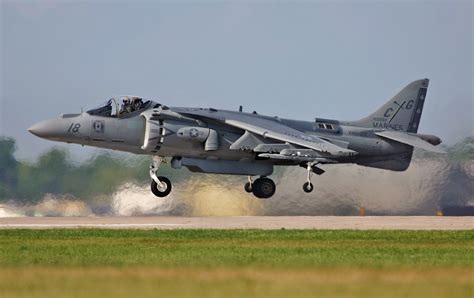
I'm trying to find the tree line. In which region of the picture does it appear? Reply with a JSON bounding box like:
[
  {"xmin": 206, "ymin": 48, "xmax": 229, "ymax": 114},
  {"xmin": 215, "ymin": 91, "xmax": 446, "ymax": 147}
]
[
  {"xmin": 0, "ymin": 137, "xmax": 179, "ymax": 203},
  {"xmin": 0, "ymin": 136, "xmax": 472, "ymax": 204}
]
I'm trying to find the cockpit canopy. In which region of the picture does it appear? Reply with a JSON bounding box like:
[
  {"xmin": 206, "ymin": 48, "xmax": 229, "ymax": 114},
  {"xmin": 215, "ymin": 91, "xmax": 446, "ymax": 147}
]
[{"xmin": 87, "ymin": 96, "xmax": 159, "ymax": 118}]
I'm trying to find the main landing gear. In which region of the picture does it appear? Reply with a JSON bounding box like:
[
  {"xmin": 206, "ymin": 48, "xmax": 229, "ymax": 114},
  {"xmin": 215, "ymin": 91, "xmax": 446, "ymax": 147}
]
[
  {"xmin": 150, "ymin": 156, "xmax": 172, "ymax": 197},
  {"xmin": 244, "ymin": 163, "xmax": 325, "ymax": 199},
  {"xmin": 244, "ymin": 176, "xmax": 276, "ymax": 199},
  {"xmin": 148, "ymin": 156, "xmax": 324, "ymax": 199}
]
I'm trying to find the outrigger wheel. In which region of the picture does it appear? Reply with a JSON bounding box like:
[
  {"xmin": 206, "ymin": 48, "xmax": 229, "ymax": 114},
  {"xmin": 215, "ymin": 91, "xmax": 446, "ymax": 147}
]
[
  {"xmin": 302, "ymin": 162, "xmax": 316, "ymax": 193},
  {"xmin": 151, "ymin": 176, "xmax": 172, "ymax": 197},
  {"xmin": 252, "ymin": 177, "xmax": 276, "ymax": 199},
  {"xmin": 303, "ymin": 182, "xmax": 314, "ymax": 193}
]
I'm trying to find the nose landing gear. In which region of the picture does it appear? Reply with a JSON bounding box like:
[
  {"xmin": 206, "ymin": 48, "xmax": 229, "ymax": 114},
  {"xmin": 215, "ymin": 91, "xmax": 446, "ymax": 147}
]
[
  {"xmin": 151, "ymin": 177, "xmax": 172, "ymax": 197},
  {"xmin": 150, "ymin": 156, "xmax": 172, "ymax": 197}
]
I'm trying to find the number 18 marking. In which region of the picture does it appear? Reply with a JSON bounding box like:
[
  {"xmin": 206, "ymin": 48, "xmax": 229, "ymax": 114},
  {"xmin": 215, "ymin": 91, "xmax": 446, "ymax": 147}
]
[{"xmin": 67, "ymin": 123, "xmax": 81, "ymax": 133}]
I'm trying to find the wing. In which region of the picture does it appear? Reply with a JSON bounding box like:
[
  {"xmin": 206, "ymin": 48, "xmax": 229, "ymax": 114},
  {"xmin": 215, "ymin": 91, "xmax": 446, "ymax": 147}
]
[
  {"xmin": 174, "ymin": 108, "xmax": 357, "ymax": 157},
  {"xmin": 375, "ymin": 131, "xmax": 446, "ymax": 153},
  {"xmin": 225, "ymin": 119, "xmax": 356, "ymax": 156}
]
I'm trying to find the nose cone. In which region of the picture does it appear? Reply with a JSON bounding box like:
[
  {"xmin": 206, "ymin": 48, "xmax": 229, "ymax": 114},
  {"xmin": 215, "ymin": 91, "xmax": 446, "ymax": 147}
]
[
  {"xmin": 28, "ymin": 119, "xmax": 64, "ymax": 140},
  {"xmin": 28, "ymin": 122, "xmax": 43, "ymax": 137}
]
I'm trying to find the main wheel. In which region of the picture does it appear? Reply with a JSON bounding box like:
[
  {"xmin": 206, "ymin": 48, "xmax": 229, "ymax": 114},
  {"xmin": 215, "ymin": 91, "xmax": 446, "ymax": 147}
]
[
  {"xmin": 252, "ymin": 177, "xmax": 276, "ymax": 199},
  {"xmin": 244, "ymin": 182, "xmax": 253, "ymax": 193},
  {"xmin": 303, "ymin": 182, "xmax": 313, "ymax": 193},
  {"xmin": 151, "ymin": 176, "xmax": 172, "ymax": 197}
]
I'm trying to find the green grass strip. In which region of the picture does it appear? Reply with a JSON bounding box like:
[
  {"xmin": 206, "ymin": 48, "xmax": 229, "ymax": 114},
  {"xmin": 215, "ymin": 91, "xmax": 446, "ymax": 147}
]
[{"xmin": 0, "ymin": 229, "xmax": 472, "ymax": 268}]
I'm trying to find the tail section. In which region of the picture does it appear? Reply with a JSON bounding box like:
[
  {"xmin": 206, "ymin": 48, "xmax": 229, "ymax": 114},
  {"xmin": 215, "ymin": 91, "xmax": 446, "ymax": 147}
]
[{"xmin": 351, "ymin": 79, "xmax": 429, "ymax": 132}]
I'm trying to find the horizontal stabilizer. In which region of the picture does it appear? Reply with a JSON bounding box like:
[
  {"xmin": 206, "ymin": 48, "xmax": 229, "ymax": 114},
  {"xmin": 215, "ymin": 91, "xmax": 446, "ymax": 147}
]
[{"xmin": 375, "ymin": 131, "xmax": 446, "ymax": 153}]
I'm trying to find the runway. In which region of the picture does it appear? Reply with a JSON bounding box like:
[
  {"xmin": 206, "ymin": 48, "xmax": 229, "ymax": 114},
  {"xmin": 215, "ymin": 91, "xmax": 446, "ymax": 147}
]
[{"xmin": 0, "ymin": 216, "xmax": 473, "ymax": 230}]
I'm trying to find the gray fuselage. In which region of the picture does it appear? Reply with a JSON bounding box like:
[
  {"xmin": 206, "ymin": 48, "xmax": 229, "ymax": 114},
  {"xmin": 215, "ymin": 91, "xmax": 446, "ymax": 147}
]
[{"xmin": 29, "ymin": 105, "xmax": 412, "ymax": 174}]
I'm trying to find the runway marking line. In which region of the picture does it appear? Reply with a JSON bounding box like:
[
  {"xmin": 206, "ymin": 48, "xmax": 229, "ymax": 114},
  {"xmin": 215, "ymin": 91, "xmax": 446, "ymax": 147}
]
[{"xmin": 2, "ymin": 223, "xmax": 187, "ymax": 228}]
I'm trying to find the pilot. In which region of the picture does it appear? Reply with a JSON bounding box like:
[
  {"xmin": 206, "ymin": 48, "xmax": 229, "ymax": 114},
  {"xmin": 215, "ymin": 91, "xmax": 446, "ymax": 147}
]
[
  {"xmin": 132, "ymin": 97, "xmax": 143, "ymax": 111},
  {"xmin": 120, "ymin": 97, "xmax": 133, "ymax": 115}
]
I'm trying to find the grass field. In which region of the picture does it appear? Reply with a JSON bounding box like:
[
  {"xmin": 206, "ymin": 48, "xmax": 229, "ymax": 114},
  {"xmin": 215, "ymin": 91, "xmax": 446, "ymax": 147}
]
[{"xmin": 0, "ymin": 229, "xmax": 472, "ymax": 297}]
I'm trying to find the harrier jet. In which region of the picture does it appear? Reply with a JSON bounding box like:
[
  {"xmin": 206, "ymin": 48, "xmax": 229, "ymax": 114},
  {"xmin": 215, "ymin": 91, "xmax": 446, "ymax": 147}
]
[{"xmin": 28, "ymin": 79, "xmax": 444, "ymax": 199}]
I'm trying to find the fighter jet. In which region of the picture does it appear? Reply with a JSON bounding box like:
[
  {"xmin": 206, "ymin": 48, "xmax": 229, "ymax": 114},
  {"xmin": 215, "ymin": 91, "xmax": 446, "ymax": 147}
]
[{"xmin": 28, "ymin": 79, "xmax": 444, "ymax": 199}]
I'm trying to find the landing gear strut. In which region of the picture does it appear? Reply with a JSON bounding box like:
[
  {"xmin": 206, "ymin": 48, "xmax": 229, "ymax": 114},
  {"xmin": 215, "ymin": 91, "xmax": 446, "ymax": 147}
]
[
  {"xmin": 299, "ymin": 162, "xmax": 325, "ymax": 193},
  {"xmin": 244, "ymin": 176, "xmax": 253, "ymax": 193},
  {"xmin": 247, "ymin": 176, "xmax": 276, "ymax": 199},
  {"xmin": 150, "ymin": 156, "xmax": 172, "ymax": 197},
  {"xmin": 303, "ymin": 162, "xmax": 314, "ymax": 193}
]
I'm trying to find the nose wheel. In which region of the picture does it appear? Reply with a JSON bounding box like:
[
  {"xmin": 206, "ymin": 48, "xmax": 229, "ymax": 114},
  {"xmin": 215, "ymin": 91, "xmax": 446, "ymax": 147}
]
[
  {"xmin": 151, "ymin": 176, "xmax": 172, "ymax": 197},
  {"xmin": 149, "ymin": 156, "xmax": 172, "ymax": 198}
]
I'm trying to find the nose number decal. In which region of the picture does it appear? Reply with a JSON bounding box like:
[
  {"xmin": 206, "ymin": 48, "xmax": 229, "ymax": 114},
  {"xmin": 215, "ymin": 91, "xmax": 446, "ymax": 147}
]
[{"xmin": 67, "ymin": 123, "xmax": 81, "ymax": 133}]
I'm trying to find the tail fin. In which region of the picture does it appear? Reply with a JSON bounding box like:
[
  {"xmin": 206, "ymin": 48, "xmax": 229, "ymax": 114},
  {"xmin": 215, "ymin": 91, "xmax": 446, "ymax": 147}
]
[{"xmin": 350, "ymin": 79, "xmax": 429, "ymax": 133}]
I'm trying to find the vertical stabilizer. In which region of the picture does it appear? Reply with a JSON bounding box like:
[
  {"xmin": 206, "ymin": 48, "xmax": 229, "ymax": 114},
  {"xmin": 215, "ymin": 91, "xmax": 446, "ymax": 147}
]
[{"xmin": 350, "ymin": 79, "xmax": 429, "ymax": 132}]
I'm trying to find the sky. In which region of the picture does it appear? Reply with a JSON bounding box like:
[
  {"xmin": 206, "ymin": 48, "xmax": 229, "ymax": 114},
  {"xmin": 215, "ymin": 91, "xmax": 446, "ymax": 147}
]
[{"xmin": 1, "ymin": 0, "xmax": 472, "ymax": 160}]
